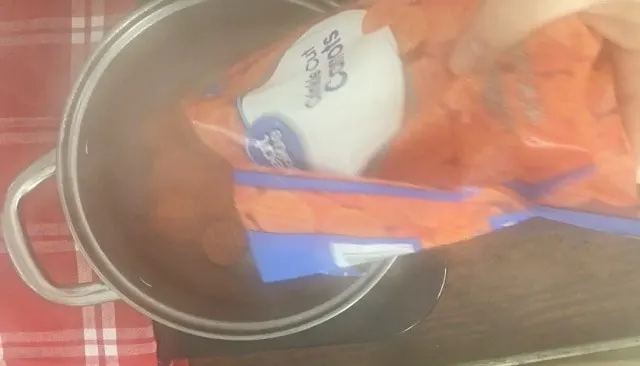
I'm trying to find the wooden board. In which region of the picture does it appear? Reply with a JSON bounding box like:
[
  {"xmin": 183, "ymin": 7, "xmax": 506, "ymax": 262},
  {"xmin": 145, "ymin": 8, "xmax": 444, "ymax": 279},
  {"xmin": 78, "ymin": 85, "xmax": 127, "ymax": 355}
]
[{"xmin": 192, "ymin": 219, "xmax": 640, "ymax": 365}]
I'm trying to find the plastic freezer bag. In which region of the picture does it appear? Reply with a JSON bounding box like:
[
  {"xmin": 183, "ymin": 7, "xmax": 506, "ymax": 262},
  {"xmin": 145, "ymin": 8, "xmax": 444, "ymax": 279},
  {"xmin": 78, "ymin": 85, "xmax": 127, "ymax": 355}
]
[{"xmin": 180, "ymin": 0, "xmax": 639, "ymax": 282}]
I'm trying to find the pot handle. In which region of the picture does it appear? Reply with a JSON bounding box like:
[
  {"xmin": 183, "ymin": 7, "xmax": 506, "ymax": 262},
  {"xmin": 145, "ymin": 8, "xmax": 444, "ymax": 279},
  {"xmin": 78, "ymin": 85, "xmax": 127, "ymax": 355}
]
[{"xmin": 2, "ymin": 150, "xmax": 119, "ymax": 306}]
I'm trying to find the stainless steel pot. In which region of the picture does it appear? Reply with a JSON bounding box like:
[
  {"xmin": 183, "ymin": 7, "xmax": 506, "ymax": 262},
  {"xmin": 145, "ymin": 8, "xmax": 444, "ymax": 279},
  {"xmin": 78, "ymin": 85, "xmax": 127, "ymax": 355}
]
[{"xmin": 2, "ymin": 0, "xmax": 395, "ymax": 341}]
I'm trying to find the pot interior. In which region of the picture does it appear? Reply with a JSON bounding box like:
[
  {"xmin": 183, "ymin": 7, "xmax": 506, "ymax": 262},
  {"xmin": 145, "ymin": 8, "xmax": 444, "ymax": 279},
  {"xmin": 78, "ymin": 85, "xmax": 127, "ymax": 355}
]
[{"xmin": 69, "ymin": 0, "xmax": 377, "ymax": 333}]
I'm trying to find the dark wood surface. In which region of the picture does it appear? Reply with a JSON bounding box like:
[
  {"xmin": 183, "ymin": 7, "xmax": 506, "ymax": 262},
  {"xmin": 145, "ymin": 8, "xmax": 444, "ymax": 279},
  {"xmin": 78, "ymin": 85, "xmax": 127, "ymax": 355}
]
[{"xmin": 192, "ymin": 219, "xmax": 640, "ymax": 365}]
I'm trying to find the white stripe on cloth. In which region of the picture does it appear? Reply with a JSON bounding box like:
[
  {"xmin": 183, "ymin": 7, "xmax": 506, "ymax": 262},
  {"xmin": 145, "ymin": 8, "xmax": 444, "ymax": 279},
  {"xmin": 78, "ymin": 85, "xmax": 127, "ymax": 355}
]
[
  {"xmin": 0, "ymin": 240, "xmax": 75, "ymax": 255},
  {"xmin": 76, "ymin": 238, "xmax": 99, "ymax": 362},
  {"xmin": 70, "ymin": 0, "xmax": 88, "ymax": 82},
  {"xmin": 0, "ymin": 18, "xmax": 69, "ymax": 32},
  {"xmin": 0, "ymin": 13, "xmax": 127, "ymax": 48},
  {"xmin": 0, "ymin": 117, "xmax": 58, "ymax": 127},
  {"xmin": 0, "ymin": 34, "xmax": 69, "ymax": 46},
  {"xmin": 0, "ymin": 131, "xmax": 58, "ymax": 145},
  {"xmin": 2, "ymin": 342, "xmax": 156, "ymax": 359},
  {"xmin": 24, "ymin": 223, "xmax": 72, "ymax": 237},
  {"xmin": 101, "ymin": 302, "xmax": 119, "ymax": 366},
  {"xmin": 0, "ymin": 223, "xmax": 75, "ymax": 253},
  {"xmin": 0, "ymin": 327, "xmax": 154, "ymax": 343},
  {"xmin": 0, "ymin": 17, "xmax": 104, "ymax": 33},
  {"xmin": 90, "ymin": 0, "xmax": 105, "ymax": 44}
]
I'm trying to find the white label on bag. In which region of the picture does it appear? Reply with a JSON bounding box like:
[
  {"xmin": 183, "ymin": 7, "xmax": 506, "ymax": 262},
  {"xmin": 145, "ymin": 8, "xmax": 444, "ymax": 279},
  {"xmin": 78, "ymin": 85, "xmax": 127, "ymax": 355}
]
[
  {"xmin": 240, "ymin": 10, "xmax": 405, "ymax": 176},
  {"xmin": 330, "ymin": 242, "xmax": 416, "ymax": 268}
]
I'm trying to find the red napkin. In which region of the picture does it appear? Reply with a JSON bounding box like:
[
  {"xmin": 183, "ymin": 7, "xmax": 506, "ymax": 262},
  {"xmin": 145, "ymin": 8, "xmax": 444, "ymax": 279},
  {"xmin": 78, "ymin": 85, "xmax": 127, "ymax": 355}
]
[{"xmin": 0, "ymin": 1, "xmax": 165, "ymax": 365}]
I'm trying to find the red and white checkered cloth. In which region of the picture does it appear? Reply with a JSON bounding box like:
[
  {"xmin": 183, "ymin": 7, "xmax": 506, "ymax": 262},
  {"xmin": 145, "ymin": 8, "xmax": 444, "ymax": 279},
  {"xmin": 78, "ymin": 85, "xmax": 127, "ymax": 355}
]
[{"xmin": 0, "ymin": 1, "xmax": 177, "ymax": 365}]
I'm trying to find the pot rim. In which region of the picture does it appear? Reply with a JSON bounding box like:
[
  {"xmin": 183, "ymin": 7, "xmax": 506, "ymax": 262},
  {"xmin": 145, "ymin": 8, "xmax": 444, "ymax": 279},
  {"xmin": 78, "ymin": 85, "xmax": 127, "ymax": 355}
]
[{"xmin": 56, "ymin": 0, "xmax": 396, "ymax": 341}]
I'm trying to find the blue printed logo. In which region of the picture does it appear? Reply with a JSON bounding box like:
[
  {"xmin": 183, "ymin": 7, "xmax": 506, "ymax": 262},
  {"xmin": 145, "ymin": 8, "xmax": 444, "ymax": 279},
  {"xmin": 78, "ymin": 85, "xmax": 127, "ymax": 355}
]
[{"xmin": 246, "ymin": 115, "xmax": 307, "ymax": 170}]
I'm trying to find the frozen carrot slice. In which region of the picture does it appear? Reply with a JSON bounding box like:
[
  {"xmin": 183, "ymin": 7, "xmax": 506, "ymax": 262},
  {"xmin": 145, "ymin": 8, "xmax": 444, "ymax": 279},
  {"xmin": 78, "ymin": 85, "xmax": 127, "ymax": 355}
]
[
  {"xmin": 247, "ymin": 190, "xmax": 316, "ymax": 233},
  {"xmin": 322, "ymin": 206, "xmax": 388, "ymax": 238}
]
